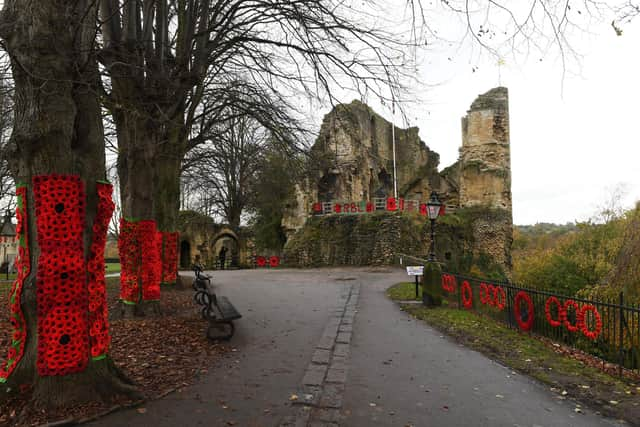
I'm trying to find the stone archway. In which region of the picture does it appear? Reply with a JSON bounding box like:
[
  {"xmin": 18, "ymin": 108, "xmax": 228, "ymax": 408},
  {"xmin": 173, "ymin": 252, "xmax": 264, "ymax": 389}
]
[
  {"xmin": 211, "ymin": 228, "xmax": 239, "ymax": 269},
  {"xmin": 180, "ymin": 240, "xmax": 191, "ymax": 268}
]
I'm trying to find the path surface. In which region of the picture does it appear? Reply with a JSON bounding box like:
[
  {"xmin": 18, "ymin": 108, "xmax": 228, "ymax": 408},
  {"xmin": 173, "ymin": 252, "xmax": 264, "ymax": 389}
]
[{"xmin": 91, "ymin": 268, "xmax": 623, "ymax": 427}]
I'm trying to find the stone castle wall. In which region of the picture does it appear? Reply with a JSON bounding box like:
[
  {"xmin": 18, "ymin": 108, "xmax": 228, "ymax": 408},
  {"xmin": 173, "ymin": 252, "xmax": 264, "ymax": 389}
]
[{"xmin": 284, "ymin": 87, "xmax": 514, "ymax": 274}]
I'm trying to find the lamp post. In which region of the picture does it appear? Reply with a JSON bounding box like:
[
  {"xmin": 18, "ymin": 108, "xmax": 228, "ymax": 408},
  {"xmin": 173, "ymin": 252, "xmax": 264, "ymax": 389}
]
[
  {"xmin": 426, "ymin": 191, "xmax": 442, "ymax": 262},
  {"xmin": 0, "ymin": 209, "xmax": 16, "ymax": 280}
]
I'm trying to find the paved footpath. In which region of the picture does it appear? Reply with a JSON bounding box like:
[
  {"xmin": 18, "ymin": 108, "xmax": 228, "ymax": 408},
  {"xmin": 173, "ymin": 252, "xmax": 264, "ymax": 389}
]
[{"xmin": 91, "ymin": 268, "xmax": 624, "ymax": 427}]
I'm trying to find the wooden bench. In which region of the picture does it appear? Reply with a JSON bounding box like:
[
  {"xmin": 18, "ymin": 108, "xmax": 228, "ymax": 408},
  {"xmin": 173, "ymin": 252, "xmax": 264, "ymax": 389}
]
[{"xmin": 192, "ymin": 265, "xmax": 242, "ymax": 341}]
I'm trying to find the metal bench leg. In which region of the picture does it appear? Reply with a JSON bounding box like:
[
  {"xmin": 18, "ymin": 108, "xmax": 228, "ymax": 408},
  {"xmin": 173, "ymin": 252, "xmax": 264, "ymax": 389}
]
[{"xmin": 206, "ymin": 321, "xmax": 235, "ymax": 341}]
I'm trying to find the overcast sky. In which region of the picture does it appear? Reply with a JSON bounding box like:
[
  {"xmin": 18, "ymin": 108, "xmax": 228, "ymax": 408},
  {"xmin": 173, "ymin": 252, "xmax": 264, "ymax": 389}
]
[
  {"xmin": 408, "ymin": 17, "xmax": 640, "ymax": 225},
  {"xmin": 307, "ymin": 7, "xmax": 640, "ymax": 226}
]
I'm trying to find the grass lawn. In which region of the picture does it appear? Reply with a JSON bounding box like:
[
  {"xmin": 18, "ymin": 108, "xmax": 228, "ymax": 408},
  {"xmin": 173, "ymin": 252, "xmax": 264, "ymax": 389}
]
[
  {"xmin": 386, "ymin": 280, "xmax": 423, "ymax": 301},
  {"xmin": 105, "ymin": 262, "xmax": 121, "ymax": 274},
  {"xmin": 387, "ymin": 282, "xmax": 640, "ymax": 424}
]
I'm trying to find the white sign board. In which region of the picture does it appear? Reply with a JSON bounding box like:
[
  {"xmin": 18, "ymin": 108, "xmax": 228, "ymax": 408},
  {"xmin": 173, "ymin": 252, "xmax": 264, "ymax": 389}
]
[{"xmin": 406, "ymin": 266, "xmax": 424, "ymax": 276}]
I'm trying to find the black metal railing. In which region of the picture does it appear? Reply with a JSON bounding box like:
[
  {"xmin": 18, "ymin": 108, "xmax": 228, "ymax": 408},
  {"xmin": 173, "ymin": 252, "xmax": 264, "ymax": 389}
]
[{"xmin": 394, "ymin": 254, "xmax": 640, "ymax": 376}]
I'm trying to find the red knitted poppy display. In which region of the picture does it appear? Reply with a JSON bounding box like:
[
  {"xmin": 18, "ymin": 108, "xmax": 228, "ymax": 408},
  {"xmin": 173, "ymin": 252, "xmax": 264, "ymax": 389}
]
[
  {"xmin": 139, "ymin": 220, "xmax": 161, "ymax": 301},
  {"xmin": 119, "ymin": 218, "xmax": 141, "ymax": 303},
  {"xmin": 33, "ymin": 175, "xmax": 88, "ymax": 376},
  {"xmin": 461, "ymin": 280, "xmax": 473, "ymax": 309},
  {"xmin": 494, "ymin": 286, "xmax": 507, "ymax": 310},
  {"xmin": 544, "ymin": 296, "xmax": 565, "ymax": 328},
  {"xmin": 161, "ymin": 232, "xmax": 179, "ymax": 284},
  {"xmin": 563, "ymin": 300, "xmax": 582, "ymax": 333},
  {"xmin": 514, "ymin": 291, "xmax": 535, "ymax": 331},
  {"xmin": 386, "ymin": 197, "xmax": 397, "ymax": 211},
  {"xmin": 441, "ymin": 274, "xmax": 456, "ymax": 293},
  {"xmin": 0, "ymin": 186, "xmax": 29, "ymax": 382},
  {"xmin": 269, "ymin": 256, "xmax": 280, "ymax": 268},
  {"xmin": 118, "ymin": 219, "xmax": 162, "ymax": 303},
  {"xmin": 87, "ymin": 182, "xmax": 115, "ymax": 359},
  {"xmin": 256, "ymin": 256, "xmax": 267, "ymax": 267},
  {"xmin": 580, "ymin": 304, "xmax": 602, "ymax": 341}
]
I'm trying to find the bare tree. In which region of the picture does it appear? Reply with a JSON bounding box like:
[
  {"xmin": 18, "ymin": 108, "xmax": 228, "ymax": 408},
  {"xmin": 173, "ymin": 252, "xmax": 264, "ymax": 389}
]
[
  {"xmin": 0, "ymin": 58, "xmax": 15, "ymax": 214},
  {"xmin": 183, "ymin": 113, "xmax": 266, "ymax": 229},
  {"xmin": 0, "ymin": 0, "xmax": 138, "ymax": 408},
  {"xmin": 97, "ymin": 0, "xmax": 416, "ymax": 234}
]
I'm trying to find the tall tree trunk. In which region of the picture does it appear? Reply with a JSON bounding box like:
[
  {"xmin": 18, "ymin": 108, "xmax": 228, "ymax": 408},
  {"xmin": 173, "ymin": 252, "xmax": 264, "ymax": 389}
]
[
  {"xmin": 152, "ymin": 124, "xmax": 186, "ymax": 233},
  {"xmin": 0, "ymin": 0, "xmax": 138, "ymax": 408}
]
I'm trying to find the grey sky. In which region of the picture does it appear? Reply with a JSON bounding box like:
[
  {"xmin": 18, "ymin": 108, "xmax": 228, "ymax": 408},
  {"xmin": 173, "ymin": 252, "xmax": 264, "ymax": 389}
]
[
  {"xmin": 309, "ymin": 8, "xmax": 640, "ymax": 225},
  {"xmin": 413, "ymin": 19, "xmax": 640, "ymax": 225}
]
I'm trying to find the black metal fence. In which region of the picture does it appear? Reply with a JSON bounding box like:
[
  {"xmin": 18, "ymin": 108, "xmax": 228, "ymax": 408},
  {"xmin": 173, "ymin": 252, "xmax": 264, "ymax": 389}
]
[{"xmin": 395, "ymin": 254, "xmax": 640, "ymax": 377}]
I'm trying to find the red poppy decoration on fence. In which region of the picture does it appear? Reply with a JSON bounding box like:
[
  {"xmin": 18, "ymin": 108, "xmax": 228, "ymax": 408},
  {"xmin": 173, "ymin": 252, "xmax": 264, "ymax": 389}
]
[
  {"xmin": 33, "ymin": 175, "xmax": 89, "ymax": 376},
  {"xmin": 386, "ymin": 197, "xmax": 397, "ymax": 211},
  {"xmin": 0, "ymin": 185, "xmax": 30, "ymax": 382},
  {"xmin": 366, "ymin": 201, "xmax": 374, "ymax": 212},
  {"xmin": 580, "ymin": 304, "xmax": 602, "ymax": 341},
  {"xmin": 419, "ymin": 203, "xmax": 427, "ymax": 216},
  {"xmin": 494, "ymin": 287, "xmax": 506, "ymax": 310},
  {"xmin": 441, "ymin": 274, "xmax": 456, "ymax": 293},
  {"xmin": 544, "ymin": 296, "xmax": 565, "ymax": 328},
  {"xmin": 256, "ymin": 256, "xmax": 267, "ymax": 267},
  {"xmin": 479, "ymin": 283, "xmax": 489, "ymax": 305},
  {"xmin": 487, "ymin": 285, "xmax": 497, "ymax": 307},
  {"xmin": 514, "ymin": 291, "xmax": 535, "ymax": 331},
  {"xmin": 461, "ymin": 281, "xmax": 473, "ymax": 309},
  {"xmin": 563, "ymin": 300, "xmax": 581, "ymax": 332},
  {"xmin": 161, "ymin": 232, "xmax": 179, "ymax": 284},
  {"xmin": 269, "ymin": 256, "xmax": 280, "ymax": 268},
  {"xmin": 87, "ymin": 182, "xmax": 115, "ymax": 359},
  {"xmin": 312, "ymin": 202, "xmax": 322, "ymax": 213}
]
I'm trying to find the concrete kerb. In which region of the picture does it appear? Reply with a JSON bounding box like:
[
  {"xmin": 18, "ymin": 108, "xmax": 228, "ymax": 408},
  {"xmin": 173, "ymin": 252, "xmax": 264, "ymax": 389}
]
[{"xmin": 282, "ymin": 280, "xmax": 361, "ymax": 427}]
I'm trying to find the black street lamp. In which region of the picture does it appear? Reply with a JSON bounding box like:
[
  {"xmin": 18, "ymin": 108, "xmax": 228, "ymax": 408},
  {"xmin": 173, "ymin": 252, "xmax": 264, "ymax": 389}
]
[{"xmin": 426, "ymin": 191, "xmax": 442, "ymax": 262}]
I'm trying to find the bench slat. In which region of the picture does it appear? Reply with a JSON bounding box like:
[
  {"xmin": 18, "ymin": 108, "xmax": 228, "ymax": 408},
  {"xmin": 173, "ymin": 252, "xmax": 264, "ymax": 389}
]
[{"xmin": 215, "ymin": 296, "xmax": 242, "ymax": 321}]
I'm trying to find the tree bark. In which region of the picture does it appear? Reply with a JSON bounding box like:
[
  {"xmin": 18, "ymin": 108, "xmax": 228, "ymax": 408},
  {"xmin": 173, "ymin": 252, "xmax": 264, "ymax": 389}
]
[{"xmin": 0, "ymin": 0, "xmax": 139, "ymax": 408}]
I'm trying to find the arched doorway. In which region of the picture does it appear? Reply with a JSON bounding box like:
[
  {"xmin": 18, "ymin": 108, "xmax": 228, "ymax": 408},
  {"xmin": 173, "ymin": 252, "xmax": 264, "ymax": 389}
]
[
  {"xmin": 180, "ymin": 240, "xmax": 191, "ymax": 268},
  {"xmin": 211, "ymin": 230, "xmax": 239, "ymax": 269}
]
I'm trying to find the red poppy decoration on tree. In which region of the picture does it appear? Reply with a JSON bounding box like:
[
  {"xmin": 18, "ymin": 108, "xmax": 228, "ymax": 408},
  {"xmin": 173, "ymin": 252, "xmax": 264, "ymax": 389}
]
[
  {"xmin": 580, "ymin": 304, "xmax": 602, "ymax": 341},
  {"xmin": 138, "ymin": 220, "xmax": 162, "ymax": 301},
  {"xmin": 563, "ymin": 300, "xmax": 581, "ymax": 332},
  {"xmin": 544, "ymin": 296, "xmax": 565, "ymax": 328},
  {"xmin": 118, "ymin": 219, "xmax": 162, "ymax": 303},
  {"xmin": 87, "ymin": 182, "xmax": 115, "ymax": 359},
  {"xmin": 0, "ymin": 185, "xmax": 30, "ymax": 382},
  {"xmin": 461, "ymin": 281, "xmax": 473, "ymax": 309},
  {"xmin": 33, "ymin": 175, "xmax": 89, "ymax": 376},
  {"xmin": 514, "ymin": 291, "xmax": 534, "ymax": 331},
  {"xmin": 119, "ymin": 219, "xmax": 140, "ymax": 303},
  {"xmin": 161, "ymin": 232, "xmax": 179, "ymax": 284},
  {"xmin": 269, "ymin": 256, "xmax": 280, "ymax": 268},
  {"xmin": 256, "ymin": 256, "xmax": 267, "ymax": 267}
]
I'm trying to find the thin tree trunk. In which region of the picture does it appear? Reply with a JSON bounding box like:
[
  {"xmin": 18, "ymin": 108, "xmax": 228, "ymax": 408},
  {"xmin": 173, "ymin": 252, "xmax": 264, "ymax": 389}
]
[{"xmin": 0, "ymin": 0, "xmax": 139, "ymax": 408}]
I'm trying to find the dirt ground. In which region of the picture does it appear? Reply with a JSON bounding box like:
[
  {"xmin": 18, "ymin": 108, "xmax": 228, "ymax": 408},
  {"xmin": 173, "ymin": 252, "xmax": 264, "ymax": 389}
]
[{"xmin": 0, "ymin": 276, "xmax": 230, "ymax": 427}]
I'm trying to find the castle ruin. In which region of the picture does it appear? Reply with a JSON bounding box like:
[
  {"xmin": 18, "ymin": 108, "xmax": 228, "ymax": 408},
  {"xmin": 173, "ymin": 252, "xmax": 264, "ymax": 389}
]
[{"xmin": 283, "ymin": 87, "xmax": 513, "ymax": 275}]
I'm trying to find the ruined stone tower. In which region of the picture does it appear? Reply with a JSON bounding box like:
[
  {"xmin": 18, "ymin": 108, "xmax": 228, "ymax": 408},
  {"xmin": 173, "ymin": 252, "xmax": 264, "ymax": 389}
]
[
  {"xmin": 459, "ymin": 87, "xmax": 512, "ymax": 210},
  {"xmin": 457, "ymin": 87, "xmax": 513, "ymax": 272}
]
